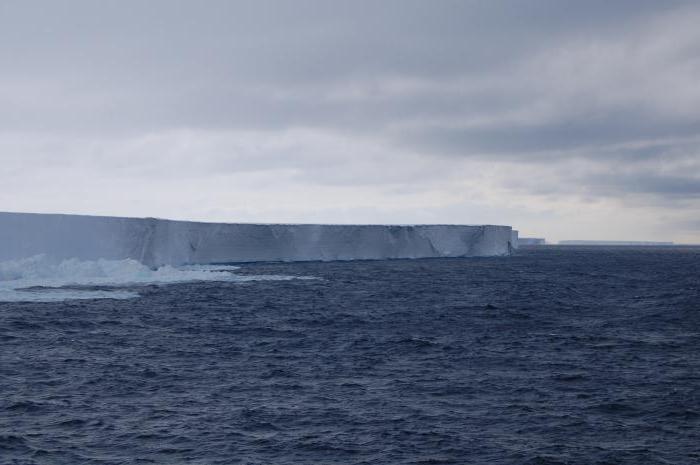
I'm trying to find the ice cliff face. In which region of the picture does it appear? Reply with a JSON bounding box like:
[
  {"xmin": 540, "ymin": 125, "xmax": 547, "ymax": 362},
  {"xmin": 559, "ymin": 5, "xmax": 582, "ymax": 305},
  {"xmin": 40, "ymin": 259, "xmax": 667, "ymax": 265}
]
[
  {"xmin": 0, "ymin": 212, "xmax": 514, "ymax": 266},
  {"xmin": 510, "ymin": 229, "xmax": 519, "ymax": 250}
]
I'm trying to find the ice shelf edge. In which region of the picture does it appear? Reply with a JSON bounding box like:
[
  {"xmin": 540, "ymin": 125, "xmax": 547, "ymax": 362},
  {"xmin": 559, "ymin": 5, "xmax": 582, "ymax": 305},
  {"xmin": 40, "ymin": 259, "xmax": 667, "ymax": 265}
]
[{"xmin": 0, "ymin": 211, "xmax": 516, "ymax": 266}]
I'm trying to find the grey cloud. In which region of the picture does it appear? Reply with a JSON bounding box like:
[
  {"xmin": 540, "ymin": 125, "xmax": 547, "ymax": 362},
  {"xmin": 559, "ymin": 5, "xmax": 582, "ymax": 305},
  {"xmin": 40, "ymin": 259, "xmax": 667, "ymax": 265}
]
[
  {"xmin": 1, "ymin": 0, "xmax": 682, "ymax": 78},
  {"xmin": 1, "ymin": 0, "xmax": 699, "ymax": 242},
  {"xmin": 585, "ymin": 173, "xmax": 700, "ymax": 197},
  {"xmin": 398, "ymin": 114, "xmax": 700, "ymax": 159},
  {"xmin": 1, "ymin": 0, "xmax": 696, "ymax": 133},
  {"xmin": 674, "ymin": 219, "xmax": 700, "ymax": 231}
]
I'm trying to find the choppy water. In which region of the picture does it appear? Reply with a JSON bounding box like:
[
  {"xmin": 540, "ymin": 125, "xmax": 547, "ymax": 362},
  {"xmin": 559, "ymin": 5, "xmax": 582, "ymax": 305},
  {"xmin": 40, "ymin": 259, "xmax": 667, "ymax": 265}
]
[{"xmin": 1, "ymin": 246, "xmax": 699, "ymax": 464}]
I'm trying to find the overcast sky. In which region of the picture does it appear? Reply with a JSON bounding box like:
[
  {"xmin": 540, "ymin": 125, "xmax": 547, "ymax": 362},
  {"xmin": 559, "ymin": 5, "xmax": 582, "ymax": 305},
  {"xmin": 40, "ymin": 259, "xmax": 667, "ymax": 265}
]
[{"xmin": 2, "ymin": 0, "xmax": 699, "ymax": 242}]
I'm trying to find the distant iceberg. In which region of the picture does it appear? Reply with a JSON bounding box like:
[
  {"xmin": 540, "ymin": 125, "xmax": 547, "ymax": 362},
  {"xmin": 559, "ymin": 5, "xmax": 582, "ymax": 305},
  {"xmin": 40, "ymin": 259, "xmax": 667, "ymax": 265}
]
[
  {"xmin": 558, "ymin": 240, "xmax": 673, "ymax": 246},
  {"xmin": 0, "ymin": 212, "xmax": 515, "ymax": 267},
  {"xmin": 519, "ymin": 237, "xmax": 546, "ymax": 246}
]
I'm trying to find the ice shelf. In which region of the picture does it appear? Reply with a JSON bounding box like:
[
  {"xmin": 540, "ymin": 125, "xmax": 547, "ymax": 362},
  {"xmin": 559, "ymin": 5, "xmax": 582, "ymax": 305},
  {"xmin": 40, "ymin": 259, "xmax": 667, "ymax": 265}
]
[
  {"xmin": 0, "ymin": 212, "xmax": 515, "ymax": 266},
  {"xmin": 519, "ymin": 237, "xmax": 546, "ymax": 246}
]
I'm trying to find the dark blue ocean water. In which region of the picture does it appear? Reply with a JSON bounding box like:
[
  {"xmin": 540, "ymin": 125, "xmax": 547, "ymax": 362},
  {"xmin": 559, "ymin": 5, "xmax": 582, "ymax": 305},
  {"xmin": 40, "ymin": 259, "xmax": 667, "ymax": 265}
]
[{"xmin": 1, "ymin": 246, "xmax": 700, "ymax": 465}]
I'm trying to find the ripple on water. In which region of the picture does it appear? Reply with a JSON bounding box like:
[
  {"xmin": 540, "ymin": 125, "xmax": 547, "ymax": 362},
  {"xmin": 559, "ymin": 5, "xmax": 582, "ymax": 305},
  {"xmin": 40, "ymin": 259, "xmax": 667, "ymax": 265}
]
[{"xmin": 1, "ymin": 247, "xmax": 699, "ymax": 464}]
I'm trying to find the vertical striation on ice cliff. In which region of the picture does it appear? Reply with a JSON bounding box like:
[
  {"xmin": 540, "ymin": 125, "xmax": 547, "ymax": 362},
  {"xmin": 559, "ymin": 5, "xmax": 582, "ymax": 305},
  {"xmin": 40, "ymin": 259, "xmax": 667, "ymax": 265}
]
[{"xmin": 0, "ymin": 212, "xmax": 515, "ymax": 266}]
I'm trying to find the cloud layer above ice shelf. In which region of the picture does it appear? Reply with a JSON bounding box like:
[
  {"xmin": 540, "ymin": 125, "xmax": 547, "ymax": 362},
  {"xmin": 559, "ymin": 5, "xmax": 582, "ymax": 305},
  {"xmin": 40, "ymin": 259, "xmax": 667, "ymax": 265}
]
[{"xmin": 1, "ymin": 0, "xmax": 699, "ymax": 243}]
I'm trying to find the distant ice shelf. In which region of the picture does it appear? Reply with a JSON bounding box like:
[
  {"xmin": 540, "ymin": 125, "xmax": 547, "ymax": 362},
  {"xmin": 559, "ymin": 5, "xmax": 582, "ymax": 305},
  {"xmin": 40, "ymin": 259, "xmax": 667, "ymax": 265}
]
[
  {"xmin": 0, "ymin": 212, "xmax": 516, "ymax": 267},
  {"xmin": 519, "ymin": 237, "xmax": 546, "ymax": 246},
  {"xmin": 558, "ymin": 240, "xmax": 673, "ymax": 246}
]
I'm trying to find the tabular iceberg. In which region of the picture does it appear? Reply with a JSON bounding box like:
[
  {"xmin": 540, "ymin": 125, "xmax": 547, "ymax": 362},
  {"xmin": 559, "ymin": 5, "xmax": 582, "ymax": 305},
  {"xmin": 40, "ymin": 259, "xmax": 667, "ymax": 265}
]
[
  {"xmin": 0, "ymin": 212, "xmax": 515, "ymax": 267},
  {"xmin": 519, "ymin": 237, "xmax": 546, "ymax": 246}
]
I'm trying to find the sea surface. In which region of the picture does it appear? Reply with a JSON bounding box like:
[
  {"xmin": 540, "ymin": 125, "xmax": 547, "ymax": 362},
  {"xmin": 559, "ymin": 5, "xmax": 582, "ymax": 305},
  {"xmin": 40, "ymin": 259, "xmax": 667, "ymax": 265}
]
[{"xmin": 1, "ymin": 246, "xmax": 699, "ymax": 464}]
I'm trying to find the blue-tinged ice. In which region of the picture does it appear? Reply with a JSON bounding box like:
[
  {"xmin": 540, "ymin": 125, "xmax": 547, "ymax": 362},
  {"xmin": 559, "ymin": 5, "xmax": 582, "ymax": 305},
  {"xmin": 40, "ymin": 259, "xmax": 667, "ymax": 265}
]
[{"xmin": 0, "ymin": 212, "xmax": 515, "ymax": 267}]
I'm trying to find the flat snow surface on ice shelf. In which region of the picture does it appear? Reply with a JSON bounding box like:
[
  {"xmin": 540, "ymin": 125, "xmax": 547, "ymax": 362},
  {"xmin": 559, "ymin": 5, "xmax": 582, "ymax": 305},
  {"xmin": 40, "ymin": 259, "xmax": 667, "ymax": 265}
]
[{"xmin": 0, "ymin": 212, "xmax": 515, "ymax": 267}]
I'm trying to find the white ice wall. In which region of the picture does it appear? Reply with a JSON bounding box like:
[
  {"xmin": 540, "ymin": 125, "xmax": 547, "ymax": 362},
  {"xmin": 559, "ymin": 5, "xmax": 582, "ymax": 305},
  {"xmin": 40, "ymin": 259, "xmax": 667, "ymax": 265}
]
[{"xmin": 0, "ymin": 212, "xmax": 514, "ymax": 266}]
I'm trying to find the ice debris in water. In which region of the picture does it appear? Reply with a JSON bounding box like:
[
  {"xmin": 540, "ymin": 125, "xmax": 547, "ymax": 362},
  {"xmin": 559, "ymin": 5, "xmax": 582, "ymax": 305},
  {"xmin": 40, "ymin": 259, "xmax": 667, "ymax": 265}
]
[{"xmin": 0, "ymin": 255, "xmax": 307, "ymax": 302}]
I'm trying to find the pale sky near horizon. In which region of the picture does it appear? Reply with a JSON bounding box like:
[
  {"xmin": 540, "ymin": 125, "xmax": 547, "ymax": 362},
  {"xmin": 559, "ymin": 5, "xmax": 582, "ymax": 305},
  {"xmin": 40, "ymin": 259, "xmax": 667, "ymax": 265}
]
[{"xmin": 2, "ymin": 0, "xmax": 699, "ymax": 243}]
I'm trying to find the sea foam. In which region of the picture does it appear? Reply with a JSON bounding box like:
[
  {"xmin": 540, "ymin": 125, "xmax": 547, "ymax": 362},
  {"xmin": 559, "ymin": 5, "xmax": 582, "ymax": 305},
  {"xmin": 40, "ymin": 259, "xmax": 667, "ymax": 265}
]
[{"xmin": 0, "ymin": 255, "xmax": 306, "ymax": 302}]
